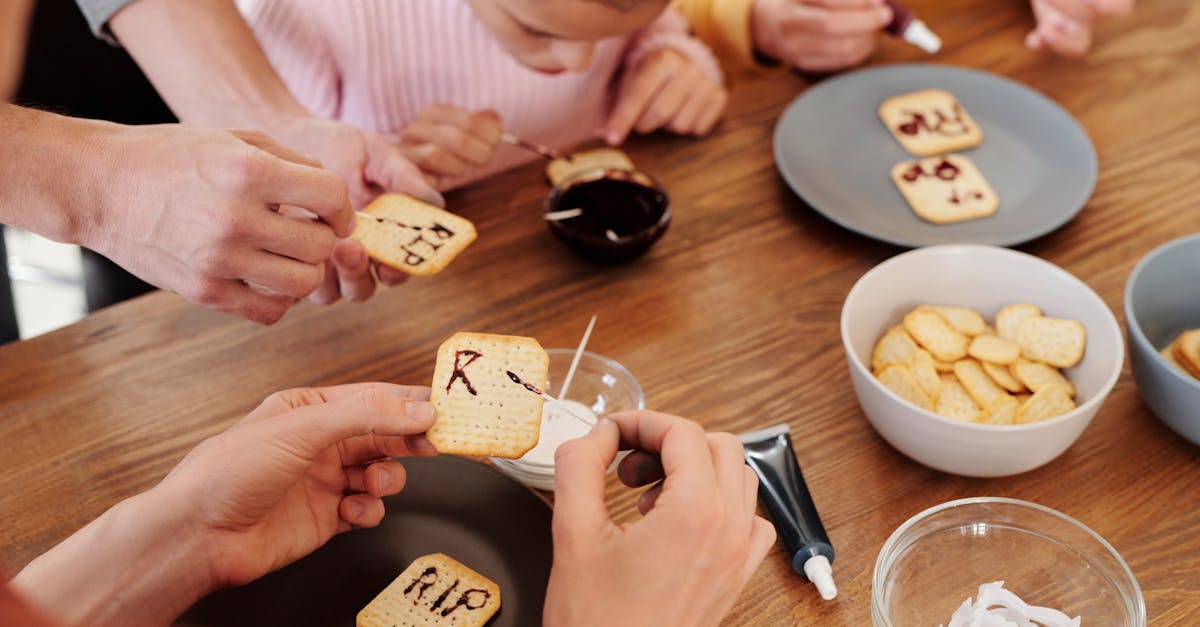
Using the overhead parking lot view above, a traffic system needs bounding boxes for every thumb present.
[363,135,447,207]
[257,386,437,462]
[552,418,619,535]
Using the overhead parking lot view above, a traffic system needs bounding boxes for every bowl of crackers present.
[1125,234,1200,446]
[841,245,1123,477]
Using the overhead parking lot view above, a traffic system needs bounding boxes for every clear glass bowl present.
[873,497,1145,626]
[491,349,644,490]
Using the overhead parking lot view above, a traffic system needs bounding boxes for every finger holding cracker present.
[428,332,549,458]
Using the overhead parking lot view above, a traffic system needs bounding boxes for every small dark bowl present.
[545,167,671,262]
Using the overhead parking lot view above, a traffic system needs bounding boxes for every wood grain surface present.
[2,0,1199,624]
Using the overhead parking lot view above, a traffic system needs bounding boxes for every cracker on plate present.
[891,154,998,225]
[352,194,476,276]
[878,88,983,156]
[428,332,548,458]
[357,553,501,627]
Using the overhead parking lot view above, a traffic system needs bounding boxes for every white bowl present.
[841,245,1123,477]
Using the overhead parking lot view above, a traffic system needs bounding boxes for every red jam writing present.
[446,350,482,395]
[896,105,971,137]
[506,370,543,395]
[900,159,961,183]
[403,568,492,616]
[367,216,457,267]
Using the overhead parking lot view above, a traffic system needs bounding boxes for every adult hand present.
[1026,0,1133,57]
[90,124,353,324]
[269,116,443,304]
[400,105,503,190]
[156,383,438,588]
[751,0,892,72]
[544,411,776,627]
[605,48,728,145]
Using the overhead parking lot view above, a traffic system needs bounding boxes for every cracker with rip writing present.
[357,553,501,627]
[891,154,998,225]
[352,194,476,276]
[546,147,634,186]
[878,88,983,156]
[428,332,548,458]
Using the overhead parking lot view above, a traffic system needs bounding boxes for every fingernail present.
[347,499,364,519]
[378,469,391,491]
[408,400,436,422]
[605,130,620,145]
[590,417,614,434]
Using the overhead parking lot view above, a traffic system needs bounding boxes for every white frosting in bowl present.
[943,582,1080,627]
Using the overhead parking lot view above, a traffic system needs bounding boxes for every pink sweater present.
[240,0,723,189]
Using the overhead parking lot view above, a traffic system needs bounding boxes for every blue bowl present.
[1124,234,1200,445]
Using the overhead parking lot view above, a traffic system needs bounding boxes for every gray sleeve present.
[74,0,139,44]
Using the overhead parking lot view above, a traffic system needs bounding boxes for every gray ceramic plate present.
[773,64,1096,247]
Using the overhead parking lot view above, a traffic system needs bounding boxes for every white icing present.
[518,400,597,465]
[940,582,1081,627]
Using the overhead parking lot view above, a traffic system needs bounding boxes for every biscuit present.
[978,395,1019,426]
[996,303,1042,341]
[903,307,969,362]
[352,194,476,276]
[357,553,501,627]
[910,349,942,402]
[871,325,920,371]
[1175,329,1200,379]
[875,363,934,412]
[1016,385,1076,424]
[878,88,983,156]
[546,148,634,186]
[428,332,549,458]
[953,359,1010,411]
[891,154,998,225]
[935,374,982,422]
[1016,316,1087,369]
[1010,358,1076,397]
[982,360,1026,394]
[968,334,1021,365]
[929,305,988,336]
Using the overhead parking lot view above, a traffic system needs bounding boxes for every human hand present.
[605,48,729,145]
[400,105,503,190]
[1026,0,1133,56]
[544,411,776,627]
[153,383,438,588]
[751,0,892,72]
[268,116,445,304]
[90,125,353,324]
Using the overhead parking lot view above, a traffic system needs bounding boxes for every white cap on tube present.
[904,19,943,54]
[802,554,838,601]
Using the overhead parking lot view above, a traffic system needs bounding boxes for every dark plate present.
[180,456,553,626]
[773,63,1097,247]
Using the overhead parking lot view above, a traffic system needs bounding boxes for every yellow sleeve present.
[672,0,777,78]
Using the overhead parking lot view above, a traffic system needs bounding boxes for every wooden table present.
[2,0,1199,623]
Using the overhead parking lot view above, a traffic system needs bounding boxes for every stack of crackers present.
[879,88,997,225]
[872,303,1086,425]
[1161,329,1200,380]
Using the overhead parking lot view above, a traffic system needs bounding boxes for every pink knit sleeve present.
[240,0,342,119]
[622,8,725,85]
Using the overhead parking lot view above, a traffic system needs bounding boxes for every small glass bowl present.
[545,167,671,262]
[872,497,1145,626]
[491,349,644,491]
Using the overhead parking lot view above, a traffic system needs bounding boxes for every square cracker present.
[935,374,982,422]
[1011,358,1075,397]
[1174,329,1200,379]
[546,147,634,185]
[968,334,1021,365]
[875,363,934,412]
[1016,316,1086,369]
[352,194,476,276]
[891,154,998,225]
[903,307,969,362]
[357,553,501,627]
[428,332,548,458]
[878,88,983,156]
[996,303,1043,341]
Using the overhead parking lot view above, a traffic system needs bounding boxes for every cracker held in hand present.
[352,194,476,276]
[428,332,548,458]
[546,147,634,185]
[878,88,983,156]
[891,154,998,225]
[357,553,501,627]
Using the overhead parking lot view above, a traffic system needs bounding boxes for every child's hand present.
[605,48,728,145]
[399,105,503,187]
[1026,0,1133,57]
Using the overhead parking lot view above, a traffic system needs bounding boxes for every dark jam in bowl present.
[546,168,671,262]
